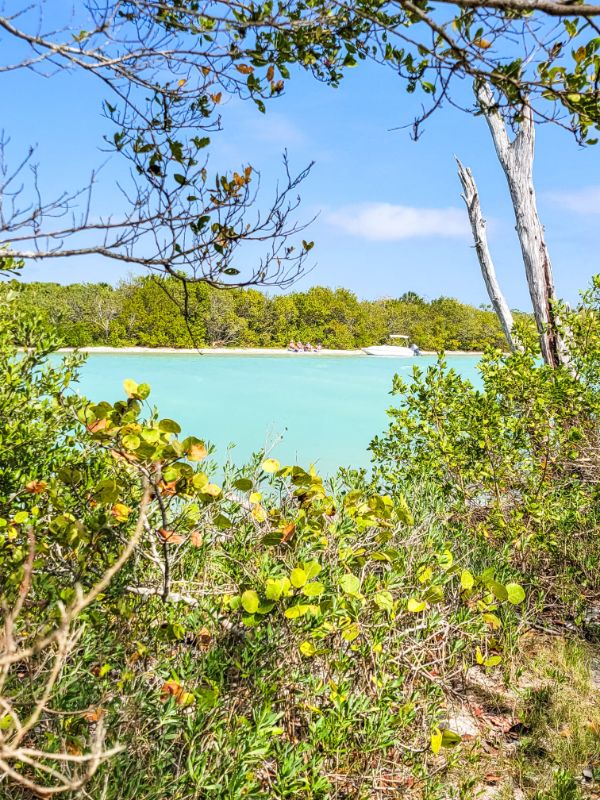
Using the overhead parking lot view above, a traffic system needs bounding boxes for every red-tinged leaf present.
[281,522,296,543]
[236,64,253,75]
[485,775,502,785]
[160,679,183,701]
[187,442,207,461]
[197,627,212,648]
[189,530,203,547]
[159,479,178,496]
[87,418,108,433]
[83,707,105,723]
[25,480,47,494]
[158,529,184,544]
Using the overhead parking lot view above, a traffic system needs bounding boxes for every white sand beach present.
[56,346,484,356]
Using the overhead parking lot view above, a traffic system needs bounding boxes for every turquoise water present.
[71,354,482,473]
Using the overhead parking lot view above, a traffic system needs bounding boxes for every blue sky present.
[4,18,599,309]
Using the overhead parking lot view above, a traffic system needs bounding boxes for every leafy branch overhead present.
[1,0,599,288]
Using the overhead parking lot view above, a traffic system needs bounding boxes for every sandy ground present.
[56,346,484,356]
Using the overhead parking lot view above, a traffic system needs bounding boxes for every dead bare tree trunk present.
[455,156,516,351]
[476,82,565,367]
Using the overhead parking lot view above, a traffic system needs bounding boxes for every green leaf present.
[159,418,181,434]
[484,654,502,667]
[373,590,394,612]
[417,565,433,583]
[341,622,361,642]
[256,602,275,615]
[407,597,428,613]
[339,573,361,596]
[304,560,322,579]
[290,567,308,588]
[261,458,280,473]
[505,583,525,605]
[302,581,324,597]
[396,495,414,526]
[441,729,462,747]
[240,590,260,614]
[284,604,312,619]
[233,478,253,491]
[93,478,119,504]
[437,549,453,570]
[265,578,284,601]
[121,433,140,450]
[488,581,508,602]
[460,570,475,590]
[299,640,316,657]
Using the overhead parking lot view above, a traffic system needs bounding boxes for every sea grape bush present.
[372,276,600,606]
[0,287,527,797]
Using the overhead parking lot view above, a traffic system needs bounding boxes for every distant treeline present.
[14,278,521,351]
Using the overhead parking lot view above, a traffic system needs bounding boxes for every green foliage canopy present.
[14,277,515,351]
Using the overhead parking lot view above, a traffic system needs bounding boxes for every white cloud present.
[545,185,600,215]
[325,202,469,240]
[245,112,307,147]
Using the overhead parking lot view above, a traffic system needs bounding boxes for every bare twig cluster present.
[0,485,150,796]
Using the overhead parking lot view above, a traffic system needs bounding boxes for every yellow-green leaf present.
[123,378,138,398]
[339,573,361,596]
[461,570,474,590]
[299,640,316,657]
[241,590,260,614]
[407,597,428,613]
[290,567,308,588]
[431,728,443,754]
[505,583,525,605]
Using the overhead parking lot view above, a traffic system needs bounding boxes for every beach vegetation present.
[1,278,599,798]
[13,278,519,352]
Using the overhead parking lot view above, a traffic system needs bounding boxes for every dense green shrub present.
[372,277,600,607]
[0,287,525,798]
[15,277,511,351]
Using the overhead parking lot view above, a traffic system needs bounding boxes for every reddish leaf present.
[87,418,108,434]
[281,522,296,543]
[158,529,184,544]
[189,530,203,547]
[25,480,47,494]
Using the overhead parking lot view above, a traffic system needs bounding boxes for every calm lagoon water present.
[72,354,482,474]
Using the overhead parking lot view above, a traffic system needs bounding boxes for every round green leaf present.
[299,640,316,657]
[290,567,308,588]
[159,418,181,434]
[407,597,427,613]
[302,581,324,597]
[460,570,475,591]
[240,590,260,614]
[505,583,525,605]
[261,458,280,473]
[339,573,361,596]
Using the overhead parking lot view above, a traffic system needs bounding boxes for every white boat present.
[362,335,416,357]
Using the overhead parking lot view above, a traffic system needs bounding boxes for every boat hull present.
[362,346,415,357]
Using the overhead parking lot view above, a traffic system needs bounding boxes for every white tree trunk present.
[476,82,565,368]
[456,156,516,351]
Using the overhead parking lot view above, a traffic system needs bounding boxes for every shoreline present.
[56,346,485,356]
